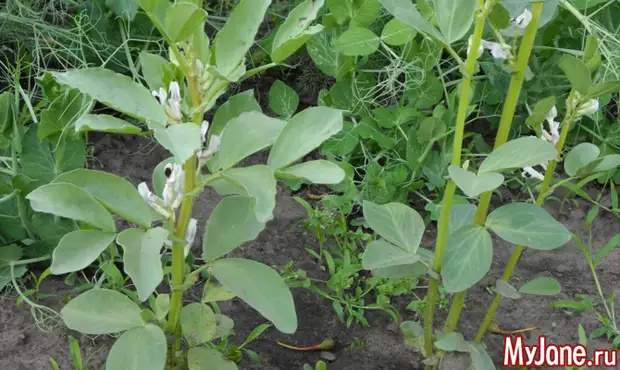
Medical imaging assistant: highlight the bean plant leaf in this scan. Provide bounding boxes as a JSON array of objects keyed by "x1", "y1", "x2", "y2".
[
  {"x1": 212, "y1": 258, "x2": 297, "y2": 334},
  {"x1": 106, "y1": 324, "x2": 166, "y2": 370},
  {"x1": 152, "y1": 122, "x2": 202, "y2": 164},
  {"x1": 488, "y1": 3, "x2": 511, "y2": 29},
  {"x1": 164, "y1": 3, "x2": 206, "y2": 43},
  {"x1": 564, "y1": 143, "x2": 600, "y2": 177},
  {"x1": 448, "y1": 204, "x2": 477, "y2": 234},
  {"x1": 381, "y1": 18, "x2": 417, "y2": 46},
  {"x1": 60, "y1": 289, "x2": 144, "y2": 334},
  {"x1": 558, "y1": 55, "x2": 592, "y2": 94},
  {"x1": 321, "y1": 121, "x2": 359, "y2": 156},
  {"x1": 351, "y1": 0, "x2": 381, "y2": 27},
  {"x1": 307, "y1": 31, "x2": 355, "y2": 78},
  {"x1": 188, "y1": 347, "x2": 238, "y2": 370},
  {"x1": 525, "y1": 96, "x2": 556, "y2": 134},
  {"x1": 328, "y1": 0, "x2": 354, "y2": 24},
  {"x1": 278, "y1": 160, "x2": 345, "y2": 184},
  {"x1": 203, "y1": 196, "x2": 266, "y2": 261},
  {"x1": 269, "y1": 80, "x2": 299, "y2": 118},
  {"x1": 106, "y1": 0, "x2": 139, "y2": 21},
  {"x1": 362, "y1": 240, "x2": 420, "y2": 270},
  {"x1": 50, "y1": 68, "x2": 166, "y2": 123},
  {"x1": 433, "y1": 0, "x2": 475, "y2": 43},
  {"x1": 379, "y1": 0, "x2": 445, "y2": 42},
  {"x1": 448, "y1": 165, "x2": 504, "y2": 198},
  {"x1": 51, "y1": 231, "x2": 117, "y2": 275},
  {"x1": 271, "y1": 0, "x2": 325, "y2": 63},
  {"x1": 139, "y1": 52, "x2": 169, "y2": 92},
  {"x1": 486, "y1": 203, "x2": 571, "y2": 250},
  {"x1": 214, "y1": 111, "x2": 286, "y2": 170},
  {"x1": 117, "y1": 228, "x2": 169, "y2": 302},
  {"x1": 442, "y1": 224, "x2": 493, "y2": 293},
  {"x1": 495, "y1": 280, "x2": 522, "y2": 299},
  {"x1": 38, "y1": 88, "x2": 91, "y2": 141},
  {"x1": 209, "y1": 165, "x2": 277, "y2": 223},
  {"x1": 53, "y1": 169, "x2": 152, "y2": 228},
  {"x1": 332, "y1": 27, "x2": 380, "y2": 56},
  {"x1": 268, "y1": 107, "x2": 343, "y2": 169},
  {"x1": 210, "y1": 90, "x2": 261, "y2": 136},
  {"x1": 478, "y1": 137, "x2": 558, "y2": 174},
  {"x1": 584, "y1": 154, "x2": 620, "y2": 175},
  {"x1": 434, "y1": 332, "x2": 470, "y2": 352},
  {"x1": 26, "y1": 183, "x2": 116, "y2": 232},
  {"x1": 519, "y1": 277, "x2": 561, "y2": 296},
  {"x1": 213, "y1": 0, "x2": 271, "y2": 79},
  {"x1": 588, "y1": 80, "x2": 620, "y2": 99},
  {"x1": 362, "y1": 201, "x2": 425, "y2": 252},
  {"x1": 75, "y1": 114, "x2": 141, "y2": 134},
  {"x1": 180, "y1": 303, "x2": 217, "y2": 345},
  {"x1": 468, "y1": 342, "x2": 496, "y2": 370}
]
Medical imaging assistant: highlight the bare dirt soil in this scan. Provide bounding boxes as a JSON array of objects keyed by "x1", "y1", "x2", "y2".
[{"x1": 2, "y1": 113, "x2": 620, "y2": 370}]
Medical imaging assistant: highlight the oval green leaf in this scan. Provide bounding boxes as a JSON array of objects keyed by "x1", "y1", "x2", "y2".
[
  {"x1": 271, "y1": 0, "x2": 325, "y2": 63},
  {"x1": 269, "y1": 80, "x2": 299, "y2": 118},
  {"x1": 117, "y1": 228, "x2": 169, "y2": 302},
  {"x1": 519, "y1": 277, "x2": 561, "y2": 296},
  {"x1": 106, "y1": 324, "x2": 166, "y2": 370},
  {"x1": 559, "y1": 55, "x2": 592, "y2": 94},
  {"x1": 60, "y1": 289, "x2": 144, "y2": 334},
  {"x1": 379, "y1": 0, "x2": 445, "y2": 41},
  {"x1": 478, "y1": 136, "x2": 558, "y2": 174},
  {"x1": 75, "y1": 114, "x2": 141, "y2": 134},
  {"x1": 434, "y1": 0, "x2": 476, "y2": 43},
  {"x1": 442, "y1": 224, "x2": 493, "y2": 293},
  {"x1": 278, "y1": 160, "x2": 345, "y2": 184},
  {"x1": 209, "y1": 165, "x2": 277, "y2": 223},
  {"x1": 26, "y1": 183, "x2": 116, "y2": 232},
  {"x1": 268, "y1": 107, "x2": 343, "y2": 169},
  {"x1": 50, "y1": 68, "x2": 165, "y2": 123},
  {"x1": 164, "y1": 3, "x2": 207, "y2": 43},
  {"x1": 486, "y1": 203, "x2": 571, "y2": 250},
  {"x1": 448, "y1": 165, "x2": 504, "y2": 198},
  {"x1": 210, "y1": 90, "x2": 261, "y2": 136},
  {"x1": 203, "y1": 196, "x2": 266, "y2": 261},
  {"x1": 153, "y1": 122, "x2": 203, "y2": 165},
  {"x1": 332, "y1": 27, "x2": 380, "y2": 56},
  {"x1": 51, "y1": 230, "x2": 117, "y2": 275},
  {"x1": 213, "y1": 0, "x2": 271, "y2": 78},
  {"x1": 212, "y1": 258, "x2": 297, "y2": 334},
  {"x1": 214, "y1": 111, "x2": 286, "y2": 170},
  {"x1": 362, "y1": 240, "x2": 420, "y2": 270},
  {"x1": 180, "y1": 303, "x2": 217, "y2": 345},
  {"x1": 362, "y1": 201, "x2": 425, "y2": 252},
  {"x1": 564, "y1": 143, "x2": 600, "y2": 177},
  {"x1": 188, "y1": 347, "x2": 238, "y2": 370},
  {"x1": 53, "y1": 169, "x2": 151, "y2": 228},
  {"x1": 381, "y1": 18, "x2": 417, "y2": 46}
]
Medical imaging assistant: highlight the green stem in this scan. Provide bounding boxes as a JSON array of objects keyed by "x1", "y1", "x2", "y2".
[
  {"x1": 443, "y1": 2, "x2": 546, "y2": 333},
  {"x1": 474, "y1": 111, "x2": 575, "y2": 343},
  {"x1": 423, "y1": 1, "x2": 487, "y2": 365},
  {"x1": 166, "y1": 66, "x2": 203, "y2": 368}
]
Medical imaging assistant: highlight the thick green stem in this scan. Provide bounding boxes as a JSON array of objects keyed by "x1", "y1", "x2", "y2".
[
  {"x1": 474, "y1": 112, "x2": 574, "y2": 343},
  {"x1": 422, "y1": 1, "x2": 487, "y2": 365},
  {"x1": 443, "y1": 2, "x2": 546, "y2": 333}
]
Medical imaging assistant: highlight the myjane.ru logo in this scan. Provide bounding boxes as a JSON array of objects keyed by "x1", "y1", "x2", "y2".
[{"x1": 503, "y1": 336, "x2": 618, "y2": 367}]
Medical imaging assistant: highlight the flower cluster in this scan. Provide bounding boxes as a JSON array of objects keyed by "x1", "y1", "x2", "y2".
[
  {"x1": 153, "y1": 81, "x2": 182, "y2": 124},
  {"x1": 468, "y1": 9, "x2": 532, "y2": 61}
]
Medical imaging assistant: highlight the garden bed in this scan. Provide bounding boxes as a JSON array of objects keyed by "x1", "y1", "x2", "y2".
[{"x1": 1, "y1": 131, "x2": 618, "y2": 369}]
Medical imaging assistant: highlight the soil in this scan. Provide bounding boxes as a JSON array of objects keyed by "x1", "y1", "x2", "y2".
[{"x1": 2, "y1": 80, "x2": 620, "y2": 370}]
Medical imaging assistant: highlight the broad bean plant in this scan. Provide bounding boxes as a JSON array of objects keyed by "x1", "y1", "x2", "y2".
[
  {"x1": 21, "y1": 0, "x2": 346, "y2": 369},
  {"x1": 356, "y1": 0, "x2": 620, "y2": 369}
]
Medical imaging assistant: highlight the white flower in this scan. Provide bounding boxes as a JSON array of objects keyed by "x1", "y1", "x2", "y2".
[
  {"x1": 199, "y1": 134, "x2": 221, "y2": 161},
  {"x1": 162, "y1": 163, "x2": 185, "y2": 209},
  {"x1": 515, "y1": 9, "x2": 532, "y2": 29},
  {"x1": 481, "y1": 40, "x2": 512, "y2": 60},
  {"x1": 152, "y1": 82, "x2": 183, "y2": 123},
  {"x1": 184, "y1": 218, "x2": 197, "y2": 257},
  {"x1": 201, "y1": 121, "x2": 209, "y2": 144},
  {"x1": 137, "y1": 182, "x2": 170, "y2": 218},
  {"x1": 521, "y1": 166, "x2": 545, "y2": 181},
  {"x1": 576, "y1": 99, "x2": 599, "y2": 116},
  {"x1": 546, "y1": 106, "x2": 558, "y2": 123},
  {"x1": 468, "y1": 36, "x2": 483, "y2": 59}
]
